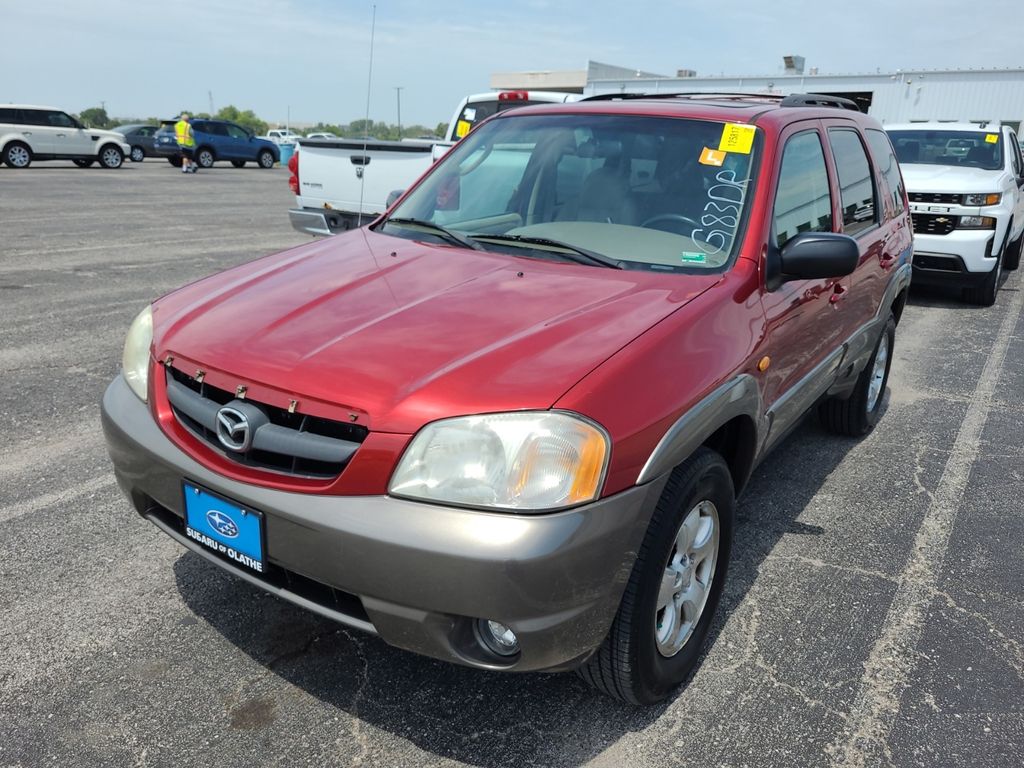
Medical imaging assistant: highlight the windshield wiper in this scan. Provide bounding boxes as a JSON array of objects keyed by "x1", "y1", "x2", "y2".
[
  {"x1": 383, "y1": 217, "x2": 485, "y2": 251},
  {"x1": 469, "y1": 234, "x2": 623, "y2": 269}
]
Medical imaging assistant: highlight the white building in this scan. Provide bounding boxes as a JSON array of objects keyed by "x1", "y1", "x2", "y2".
[{"x1": 492, "y1": 59, "x2": 1024, "y2": 131}]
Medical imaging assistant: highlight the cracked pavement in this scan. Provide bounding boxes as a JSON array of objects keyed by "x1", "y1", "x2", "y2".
[{"x1": 1, "y1": 161, "x2": 1022, "y2": 767}]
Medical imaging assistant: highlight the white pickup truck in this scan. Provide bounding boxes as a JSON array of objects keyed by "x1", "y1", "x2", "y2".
[
  {"x1": 287, "y1": 91, "x2": 579, "y2": 235},
  {"x1": 886, "y1": 122, "x2": 1024, "y2": 305}
]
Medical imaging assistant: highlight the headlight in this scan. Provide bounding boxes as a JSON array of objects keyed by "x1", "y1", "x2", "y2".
[
  {"x1": 122, "y1": 305, "x2": 153, "y2": 402},
  {"x1": 963, "y1": 193, "x2": 1001, "y2": 206},
  {"x1": 959, "y1": 215, "x2": 997, "y2": 229},
  {"x1": 389, "y1": 412, "x2": 609, "y2": 511}
]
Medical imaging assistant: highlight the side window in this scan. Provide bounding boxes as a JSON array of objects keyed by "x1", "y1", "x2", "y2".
[
  {"x1": 866, "y1": 129, "x2": 906, "y2": 216},
  {"x1": 1008, "y1": 130, "x2": 1022, "y2": 177},
  {"x1": 47, "y1": 111, "x2": 77, "y2": 128},
  {"x1": 0, "y1": 107, "x2": 19, "y2": 124},
  {"x1": 226, "y1": 124, "x2": 249, "y2": 140},
  {"x1": 827, "y1": 128, "x2": 877, "y2": 236},
  {"x1": 773, "y1": 131, "x2": 833, "y2": 248}
]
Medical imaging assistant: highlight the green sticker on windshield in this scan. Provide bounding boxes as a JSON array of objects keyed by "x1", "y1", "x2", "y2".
[{"x1": 681, "y1": 251, "x2": 707, "y2": 264}]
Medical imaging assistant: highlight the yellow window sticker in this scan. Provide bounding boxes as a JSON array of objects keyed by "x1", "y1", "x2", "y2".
[
  {"x1": 699, "y1": 147, "x2": 727, "y2": 166},
  {"x1": 455, "y1": 120, "x2": 471, "y2": 139},
  {"x1": 718, "y1": 123, "x2": 756, "y2": 154},
  {"x1": 985, "y1": 133, "x2": 998, "y2": 144}
]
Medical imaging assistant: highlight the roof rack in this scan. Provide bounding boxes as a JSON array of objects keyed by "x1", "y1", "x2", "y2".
[
  {"x1": 779, "y1": 93, "x2": 861, "y2": 112},
  {"x1": 580, "y1": 92, "x2": 784, "y2": 103}
]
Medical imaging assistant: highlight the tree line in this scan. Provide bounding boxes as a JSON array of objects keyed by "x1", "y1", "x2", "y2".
[{"x1": 76, "y1": 106, "x2": 444, "y2": 139}]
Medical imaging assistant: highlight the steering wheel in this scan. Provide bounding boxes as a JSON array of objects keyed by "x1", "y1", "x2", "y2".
[{"x1": 641, "y1": 214, "x2": 700, "y2": 235}]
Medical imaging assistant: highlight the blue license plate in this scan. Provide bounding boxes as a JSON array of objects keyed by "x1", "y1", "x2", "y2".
[{"x1": 183, "y1": 483, "x2": 265, "y2": 574}]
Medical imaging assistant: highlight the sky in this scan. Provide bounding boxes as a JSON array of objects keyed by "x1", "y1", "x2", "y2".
[{"x1": 2, "y1": 0, "x2": 1021, "y2": 129}]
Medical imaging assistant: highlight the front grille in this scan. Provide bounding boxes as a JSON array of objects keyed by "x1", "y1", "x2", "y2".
[
  {"x1": 147, "y1": 501, "x2": 372, "y2": 626},
  {"x1": 911, "y1": 213, "x2": 958, "y2": 236},
  {"x1": 909, "y1": 192, "x2": 961, "y2": 205},
  {"x1": 166, "y1": 366, "x2": 368, "y2": 479}
]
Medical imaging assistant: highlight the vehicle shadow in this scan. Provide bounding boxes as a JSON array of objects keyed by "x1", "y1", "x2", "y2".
[
  {"x1": 906, "y1": 270, "x2": 1015, "y2": 308},
  {"x1": 174, "y1": 409, "x2": 866, "y2": 766}
]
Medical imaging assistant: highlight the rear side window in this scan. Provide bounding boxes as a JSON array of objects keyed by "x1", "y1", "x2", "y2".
[
  {"x1": 0, "y1": 107, "x2": 21, "y2": 124},
  {"x1": 866, "y1": 129, "x2": 906, "y2": 216},
  {"x1": 20, "y1": 110, "x2": 50, "y2": 126},
  {"x1": 827, "y1": 129, "x2": 877, "y2": 236},
  {"x1": 774, "y1": 131, "x2": 833, "y2": 248}
]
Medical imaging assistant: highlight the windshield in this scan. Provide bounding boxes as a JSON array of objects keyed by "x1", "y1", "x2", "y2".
[
  {"x1": 383, "y1": 113, "x2": 760, "y2": 271},
  {"x1": 888, "y1": 129, "x2": 1003, "y2": 171}
]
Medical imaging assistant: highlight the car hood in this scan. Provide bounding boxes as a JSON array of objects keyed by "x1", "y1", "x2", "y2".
[
  {"x1": 900, "y1": 163, "x2": 1007, "y2": 194},
  {"x1": 153, "y1": 229, "x2": 719, "y2": 433}
]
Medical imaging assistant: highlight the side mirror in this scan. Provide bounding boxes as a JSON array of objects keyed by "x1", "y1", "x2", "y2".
[
  {"x1": 777, "y1": 232, "x2": 859, "y2": 283},
  {"x1": 386, "y1": 189, "x2": 405, "y2": 208}
]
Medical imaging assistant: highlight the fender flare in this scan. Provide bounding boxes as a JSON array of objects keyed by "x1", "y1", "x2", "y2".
[{"x1": 637, "y1": 374, "x2": 762, "y2": 486}]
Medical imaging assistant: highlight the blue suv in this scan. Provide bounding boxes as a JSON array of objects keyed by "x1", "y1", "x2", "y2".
[{"x1": 154, "y1": 119, "x2": 279, "y2": 168}]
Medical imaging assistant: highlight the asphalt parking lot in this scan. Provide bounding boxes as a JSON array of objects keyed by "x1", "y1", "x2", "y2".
[{"x1": 1, "y1": 159, "x2": 1022, "y2": 768}]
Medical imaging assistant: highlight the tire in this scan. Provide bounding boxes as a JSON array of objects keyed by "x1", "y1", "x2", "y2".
[
  {"x1": 130, "y1": 145, "x2": 145, "y2": 162},
  {"x1": 3, "y1": 142, "x2": 32, "y2": 168},
  {"x1": 168, "y1": 156, "x2": 183, "y2": 167},
  {"x1": 963, "y1": 253, "x2": 1001, "y2": 306},
  {"x1": 819, "y1": 314, "x2": 896, "y2": 436},
  {"x1": 257, "y1": 149, "x2": 275, "y2": 168},
  {"x1": 1003, "y1": 231, "x2": 1022, "y2": 271},
  {"x1": 231, "y1": 159, "x2": 246, "y2": 168},
  {"x1": 73, "y1": 159, "x2": 94, "y2": 168},
  {"x1": 99, "y1": 145, "x2": 124, "y2": 169},
  {"x1": 196, "y1": 148, "x2": 215, "y2": 168},
  {"x1": 578, "y1": 447, "x2": 735, "y2": 704}
]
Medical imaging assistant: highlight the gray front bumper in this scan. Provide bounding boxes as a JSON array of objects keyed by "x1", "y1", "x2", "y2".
[{"x1": 100, "y1": 375, "x2": 666, "y2": 672}]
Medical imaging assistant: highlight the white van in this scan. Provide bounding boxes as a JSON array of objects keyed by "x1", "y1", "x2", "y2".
[{"x1": 0, "y1": 105, "x2": 132, "y2": 169}]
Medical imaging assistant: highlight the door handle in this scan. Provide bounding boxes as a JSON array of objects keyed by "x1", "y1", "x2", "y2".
[
  {"x1": 829, "y1": 284, "x2": 848, "y2": 304},
  {"x1": 880, "y1": 254, "x2": 898, "y2": 270},
  {"x1": 21, "y1": 131, "x2": 32, "y2": 136},
  {"x1": 56, "y1": 133, "x2": 66, "y2": 138}
]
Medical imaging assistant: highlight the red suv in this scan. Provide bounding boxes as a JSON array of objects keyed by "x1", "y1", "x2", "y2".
[{"x1": 102, "y1": 93, "x2": 912, "y2": 704}]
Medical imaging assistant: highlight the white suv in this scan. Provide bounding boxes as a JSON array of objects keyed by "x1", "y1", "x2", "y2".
[
  {"x1": 887, "y1": 122, "x2": 1024, "y2": 305},
  {"x1": 0, "y1": 105, "x2": 132, "y2": 169}
]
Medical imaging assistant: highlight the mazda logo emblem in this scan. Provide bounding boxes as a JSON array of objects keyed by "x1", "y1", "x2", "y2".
[{"x1": 216, "y1": 406, "x2": 251, "y2": 452}]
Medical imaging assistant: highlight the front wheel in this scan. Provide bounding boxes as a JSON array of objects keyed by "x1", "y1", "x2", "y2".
[
  {"x1": 3, "y1": 142, "x2": 32, "y2": 168},
  {"x1": 819, "y1": 314, "x2": 895, "y2": 436},
  {"x1": 257, "y1": 149, "x2": 275, "y2": 168},
  {"x1": 130, "y1": 146, "x2": 145, "y2": 162},
  {"x1": 578, "y1": 447, "x2": 734, "y2": 704},
  {"x1": 99, "y1": 145, "x2": 124, "y2": 169},
  {"x1": 963, "y1": 254, "x2": 1001, "y2": 306},
  {"x1": 196, "y1": 148, "x2": 215, "y2": 168},
  {"x1": 1003, "y1": 232, "x2": 1022, "y2": 271}
]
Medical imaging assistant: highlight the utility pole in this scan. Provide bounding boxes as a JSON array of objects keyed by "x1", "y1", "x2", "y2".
[
  {"x1": 208, "y1": 90, "x2": 214, "y2": 115},
  {"x1": 394, "y1": 86, "x2": 403, "y2": 139}
]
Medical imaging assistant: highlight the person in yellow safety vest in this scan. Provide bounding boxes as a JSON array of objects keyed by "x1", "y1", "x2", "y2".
[{"x1": 175, "y1": 112, "x2": 197, "y2": 174}]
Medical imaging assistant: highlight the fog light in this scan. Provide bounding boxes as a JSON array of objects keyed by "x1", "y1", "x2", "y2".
[{"x1": 476, "y1": 619, "x2": 519, "y2": 657}]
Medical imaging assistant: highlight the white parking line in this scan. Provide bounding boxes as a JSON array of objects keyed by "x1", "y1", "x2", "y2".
[
  {"x1": 829, "y1": 283, "x2": 1024, "y2": 766},
  {"x1": 0, "y1": 476, "x2": 116, "y2": 524}
]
